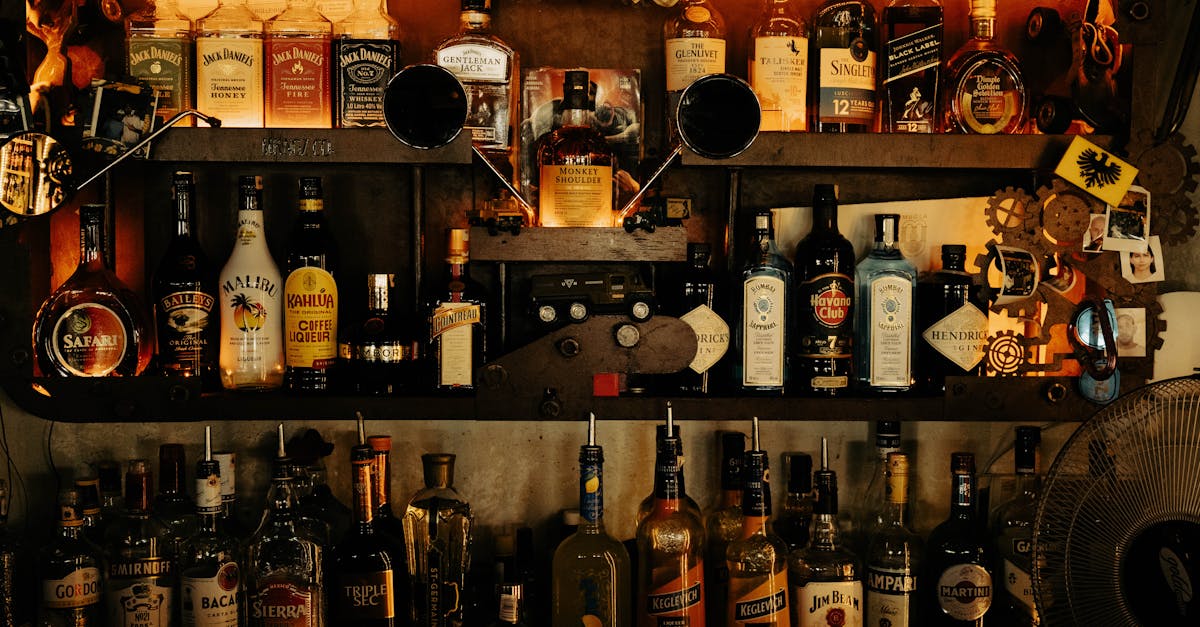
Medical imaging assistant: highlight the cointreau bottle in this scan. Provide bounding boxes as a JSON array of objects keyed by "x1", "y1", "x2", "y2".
[
  {"x1": 535, "y1": 70, "x2": 617, "y2": 227},
  {"x1": 428, "y1": 228, "x2": 486, "y2": 392}
]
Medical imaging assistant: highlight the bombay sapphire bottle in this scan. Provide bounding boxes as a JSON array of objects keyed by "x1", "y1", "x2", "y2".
[{"x1": 854, "y1": 214, "x2": 917, "y2": 393}]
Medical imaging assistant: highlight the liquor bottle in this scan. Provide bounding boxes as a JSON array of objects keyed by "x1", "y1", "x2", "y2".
[
  {"x1": 0, "y1": 479, "x2": 32, "y2": 626},
  {"x1": 792, "y1": 184, "x2": 854, "y2": 396},
  {"x1": 749, "y1": 0, "x2": 809, "y2": 132},
  {"x1": 299, "y1": 463, "x2": 352, "y2": 546},
  {"x1": 636, "y1": 407, "x2": 706, "y2": 626},
  {"x1": 38, "y1": 489, "x2": 103, "y2": 625},
  {"x1": 922, "y1": 453, "x2": 994, "y2": 626},
  {"x1": 402, "y1": 453, "x2": 474, "y2": 627},
  {"x1": 942, "y1": 0, "x2": 1026, "y2": 134},
  {"x1": 340, "y1": 274, "x2": 418, "y2": 395},
  {"x1": 126, "y1": 0, "x2": 194, "y2": 124},
  {"x1": 811, "y1": 0, "x2": 879, "y2": 132},
  {"x1": 917, "y1": 244, "x2": 988, "y2": 392},
  {"x1": 704, "y1": 431, "x2": 746, "y2": 626},
  {"x1": 333, "y1": 0, "x2": 400, "y2": 128},
  {"x1": 248, "y1": 0, "x2": 287, "y2": 19},
  {"x1": 635, "y1": 423, "x2": 702, "y2": 525},
  {"x1": 854, "y1": 214, "x2": 917, "y2": 392},
  {"x1": 865, "y1": 453, "x2": 922, "y2": 627},
  {"x1": 882, "y1": 0, "x2": 942, "y2": 132},
  {"x1": 671, "y1": 243, "x2": 730, "y2": 395},
  {"x1": 365, "y1": 435, "x2": 409, "y2": 617},
  {"x1": 156, "y1": 443, "x2": 198, "y2": 560},
  {"x1": 213, "y1": 452, "x2": 254, "y2": 540},
  {"x1": 195, "y1": 0, "x2": 265, "y2": 128},
  {"x1": 737, "y1": 210, "x2": 792, "y2": 394},
  {"x1": 726, "y1": 418, "x2": 791, "y2": 626},
  {"x1": 664, "y1": 0, "x2": 726, "y2": 136},
  {"x1": 94, "y1": 461, "x2": 123, "y2": 545},
  {"x1": 283, "y1": 176, "x2": 339, "y2": 394},
  {"x1": 103, "y1": 460, "x2": 176, "y2": 627},
  {"x1": 178, "y1": 428, "x2": 243, "y2": 627},
  {"x1": 773, "y1": 453, "x2": 813, "y2": 552},
  {"x1": 246, "y1": 425, "x2": 325, "y2": 627},
  {"x1": 856, "y1": 420, "x2": 902, "y2": 552},
  {"x1": 551, "y1": 414, "x2": 631, "y2": 627},
  {"x1": 33, "y1": 204, "x2": 153, "y2": 377},
  {"x1": 153, "y1": 172, "x2": 218, "y2": 382},
  {"x1": 331, "y1": 444, "x2": 396, "y2": 625},
  {"x1": 491, "y1": 584, "x2": 529, "y2": 627},
  {"x1": 433, "y1": 0, "x2": 520, "y2": 182},
  {"x1": 788, "y1": 438, "x2": 862, "y2": 627},
  {"x1": 535, "y1": 70, "x2": 617, "y2": 228},
  {"x1": 76, "y1": 476, "x2": 105, "y2": 538},
  {"x1": 427, "y1": 229, "x2": 487, "y2": 392},
  {"x1": 990, "y1": 426, "x2": 1041, "y2": 626},
  {"x1": 264, "y1": 0, "x2": 333, "y2": 127},
  {"x1": 218, "y1": 175, "x2": 284, "y2": 391}
]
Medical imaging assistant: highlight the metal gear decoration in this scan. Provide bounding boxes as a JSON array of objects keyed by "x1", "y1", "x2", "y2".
[
  {"x1": 985, "y1": 186, "x2": 1038, "y2": 235},
  {"x1": 1151, "y1": 193, "x2": 1200, "y2": 245},
  {"x1": 985, "y1": 330, "x2": 1034, "y2": 376},
  {"x1": 1034, "y1": 179, "x2": 1106, "y2": 251},
  {"x1": 1125, "y1": 130, "x2": 1200, "y2": 197}
]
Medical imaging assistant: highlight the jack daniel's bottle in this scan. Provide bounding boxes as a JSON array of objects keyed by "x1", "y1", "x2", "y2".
[{"x1": 428, "y1": 229, "x2": 486, "y2": 392}]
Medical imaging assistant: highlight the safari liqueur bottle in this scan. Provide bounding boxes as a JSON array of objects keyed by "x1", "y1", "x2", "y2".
[
  {"x1": 104, "y1": 460, "x2": 176, "y2": 627},
  {"x1": 264, "y1": 0, "x2": 333, "y2": 127},
  {"x1": 738, "y1": 211, "x2": 792, "y2": 394},
  {"x1": 195, "y1": 0, "x2": 264, "y2": 127},
  {"x1": 923, "y1": 453, "x2": 993, "y2": 626},
  {"x1": 726, "y1": 419, "x2": 790, "y2": 626},
  {"x1": 402, "y1": 454, "x2": 473, "y2": 627},
  {"x1": 812, "y1": 0, "x2": 878, "y2": 132},
  {"x1": 34, "y1": 204, "x2": 152, "y2": 377},
  {"x1": 942, "y1": 0, "x2": 1026, "y2": 134},
  {"x1": 792, "y1": 184, "x2": 854, "y2": 395},
  {"x1": 179, "y1": 429, "x2": 243, "y2": 627},
  {"x1": 126, "y1": 0, "x2": 194, "y2": 123},
  {"x1": 882, "y1": 0, "x2": 942, "y2": 132},
  {"x1": 330, "y1": 445, "x2": 396, "y2": 626},
  {"x1": 38, "y1": 489, "x2": 103, "y2": 625},
  {"x1": 749, "y1": 0, "x2": 809, "y2": 132},
  {"x1": 917, "y1": 244, "x2": 987, "y2": 391},
  {"x1": 283, "y1": 177, "x2": 339, "y2": 394},
  {"x1": 535, "y1": 70, "x2": 617, "y2": 227},
  {"x1": 332, "y1": 0, "x2": 400, "y2": 128},
  {"x1": 428, "y1": 229, "x2": 486, "y2": 392},
  {"x1": 664, "y1": 0, "x2": 726, "y2": 134},
  {"x1": 854, "y1": 214, "x2": 917, "y2": 393}
]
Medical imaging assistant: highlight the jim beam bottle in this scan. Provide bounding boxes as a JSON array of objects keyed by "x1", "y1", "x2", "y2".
[
  {"x1": 792, "y1": 184, "x2": 854, "y2": 396},
  {"x1": 283, "y1": 176, "x2": 339, "y2": 394},
  {"x1": 103, "y1": 460, "x2": 177, "y2": 627},
  {"x1": 922, "y1": 453, "x2": 993, "y2": 626},
  {"x1": 428, "y1": 229, "x2": 486, "y2": 392}
]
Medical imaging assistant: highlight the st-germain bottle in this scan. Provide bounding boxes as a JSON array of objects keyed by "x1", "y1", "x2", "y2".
[
  {"x1": 942, "y1": 0, "x2": 1026, "y2": 134},
  {"x1": 104, "y1": 460, "x2": 176, "y2": 627},
  {"x1": 922, "y1": 453, "x2": 994, "y2": 626},
  {"x1": 737, "y1": 210, "x2": 791, "y2": 394},
  {"x1": 990, "y1": 426, "x2": 1041, "y2": 626},
  {"x1": 535, "y1": 70, "x2": 617, "y2": 227},
  {"x1": 792, "y1": 184, "x2": 854, "y2": 396},
  {"x1": 749, "y1": 0, "x2": 809, "y2": 132},
  {"x1": 178, "y1": 429, "x2": 243, "y2": 627},
  {"x1": 552, "y1": 414, "x2": 631, "y2": 627},
  {"x1": 773, "y1": 453, "x2": 813, "y2": 552},
  {"x1": 402, "y1": 453, "x2": 473, "y2": 627},
  {"x1": 38, "y1": 489, "x2": 103, "y2": 625},
  {"x1": 195, "y1": 0, "x2": 265, "y2": 127},
  {"x1": 126, "y1": 0, "x2": 194, "y2": 124},
  {"x1": 917, "y1": 244, "x2": 988, "y2": 391},
  {"x1": 704, "y1": 431, "x2": 745, "y2": 626},
  {"x1": 811, "y1": 0, "x2": 878, "y2": 132},
  {"x1": 330, "y1": 444, "x2": 396, "y2": 626},
  {"x1": 284, "y1": 176, "x2": 339, "y2": 394},
  {"x1": 664, "y1": 0, "x2": 725, "y2": 136},
  {"x1": 671, "y1": 243, "x2": 730, "y2": 395},
  {"x1": 882, "y1": 0, "x2": 942, "y2": 132},
  {"x1": 218, "y1": 175, "x2": 284, "y2": 391},
  {"x1": 428, "y1": 229, "x2": 486, "y2": 392},
  {"x1": 332, "y1": 0, "x2": 400, "y2": 128},
  {"x1": 865, "y1": 453, "x2": 922, "y2": 627},
  {"x1": 153, "y1": 171, "x2": 218, "y2": 382},
  {"x1": 264, "y1": 0, "x2": 333, "y2": 127},
  {"x1": 34, "y1": 204, "x2": 153, "y2": 377},
  {"x1": 854, "y1": 214, "x2": 917, "y2": 392}
]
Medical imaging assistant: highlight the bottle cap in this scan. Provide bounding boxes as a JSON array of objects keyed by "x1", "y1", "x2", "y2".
[
  {"x1": 74, "y1": 477, "x2": 101, "y2": 514},
  {"x1": 562, "y1": 70, "x2": 591, "y2": 111},
  {"x1": 876, "y1": 420, "x2": 901, "y2": 448},
  {"x1": 874, "y1": 213, "x2": 901, "y2": 246},
  {"x1": 970, "y1": 0, "x2": 997, "y2": 19},
  {"x1": 172, "y1": 172, "x2": 194, "y2": 198},
  {"x1": 58, "y1": 489, "x2": 84, "y2": 526},
  {"x1": 786, "y1": 452, "x2": 813, "y2": 493},
  {"x1": 79, "y1": 204, "x2": 105, "y2": 225},
  {"x1": 368, "y1": 435, "x2": 392, "y2": 452},
  {"x1": 446, "y1": 228, "x2": 470, "y2": 263},
  {"x1": 951, "y1": 451, "x2": 976, "y2": 474},
  {"x1": 1014, "y1": 426, "x2": 1041, "y2": 474},
  {"x1": 886, "y1": 452, "x2": 909, "y2": 475},
  {"x1": 720, "y1": 431, "x2": 746, "y2": 490},
  {"x1": 422, "y1": 453, "x2": 456, "y2": 488}
]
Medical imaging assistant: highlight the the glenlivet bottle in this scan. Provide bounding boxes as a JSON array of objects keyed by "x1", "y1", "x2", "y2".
[
  {"x1": 923, "y1": 453, "x2": 994, "y2": 626},
  {"x1": 792, "y1": 184, "x2": 854, "y2": 395},
  {"x1": 664, "y1": 0, "x2": 726, "y2": 137},
  {"x1": 284, "y1": 176, "x2": 339, "y2": 393},
  {"x1": 737, "y1": 210, "x2": 791, "y2": 394}
]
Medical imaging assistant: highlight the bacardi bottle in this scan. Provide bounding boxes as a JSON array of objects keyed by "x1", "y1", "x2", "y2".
[{"x1": 178, "y1": 428, "x2": 244, "y2": 627}]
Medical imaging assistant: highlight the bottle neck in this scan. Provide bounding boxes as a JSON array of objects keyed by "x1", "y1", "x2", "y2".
[
  {"x1": 949, "y1": 472, "x2": 977, "y2": 521},
  {"x1": 59, "y1": 522, "x2": 84, "y2": 539},
  {"x1": 813, "y1": 204, "x2": 838, "y2": 232},
  {"x1": 810, "y1": 513, "x2": 841, "y2": 550},
  {"x1": 653, "y1": 441, "x2": 684, "y2": 505},
  {"x1": 561, "y1": 106, "x2": 591, "y2": 128},
  {"x1": 370, "y1": 450, "x2": 392, "y2": 513},
  {"x1": 578, "y1": 454, "x2": 606, "y2": 531},
  {"x1": 125, "y1": 473, "x2": 153, "y2": 514},
  {"x1": 79, "y1": 218, "x2": 104, "y2": 269},
  {"x1": 175, "y1": 196, "x2": 194, "y2": 239},
  {"x1": 1013, "y1": 471, "x2": 1040, "y2": 497},
  {"x1": 352, "y1": 459, "x2": 375, "y2": 529},
  {"x1": 970, "y1": 14, "x2": 996, "y2": 41},
  {"x1": 460, "y1": 9, "x2": 491, "y2": 32}
]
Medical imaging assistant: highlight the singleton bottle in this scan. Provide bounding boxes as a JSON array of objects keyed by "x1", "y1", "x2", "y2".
[
  {"x1": 865, "y1": 453, "x2": 922, "y2": 627},
  {"x1": 551, "y1": 414, "x2": 631, "y2": 627},
  {"x1": 704, "y1": 431, "x2": 746, "y2": 626},
  {"x1": 218, "y1": 175, "x2": 284, "y2": 391},
  {"x1": 33, "y1": 204, "x2": 153, "y2": 377},
  {"x1": 671, "y1": 242, "x2": 730, "y2": 395},
  {"x1": 917, "y1": 244, "x2": 988, "y2": 392},
  {"x1": 402, "y1": 453, "x2": 473, "y2": 627},
  {"x1": 104, "y1": 460, "x2": 176, "y2": 627},
  {"x1": 922, "y1": 453, "x2": 994, "y2": 627},
  {"x1": 38, "y1": 489, "x2": 104, "y2": 626},
  {"x1": 811, "y1": 0, "x2": 878, "y2": 132},
  {"x1": 264, "y1": 0, "x2": 333, "y2": 127},
  {"x1": 882, "y1": 0, "x2": 942, "y2": 132},
  {"x1": 990, "y1": 426, "x2": 1041, "y2": 626},
  {"x1": 854, "y1": 214, "x2": 917, "y2": 393},
  {"x1": 179, "y1": 428, "x2": 243, "y2": 627},
  {"x1": 792, "y1": 184, "x2": 854, "y2": 396},
  {"x1": 434, "y1": 0, "x2": 520, "y2": 182},
  {"x1": 340, "y1": 274, "x2": 418, "y2": 395},
  {"x1": 333, "y1": 0, "x2": 400, "y2": 128},
  {"x1": 749, "y1": 0, "x2": 809, "y2": 132},
  {"x1": 535, "y1": 69, "x2": 617, "y2": 227},
  {"x1": 773, "y1": 453, "x2": 813, "y2": 552},
  {"x1": 737, "y1": 210, "x2": 792, "y2": 394},
  {"x1": 195, "y1": 0, "x2": 265, "y2": 127},
  {"x1": 856, "y1": 420, "x2": 902, "y2": 552},
  {"x1": 428, "y1": 229, "x2": 486, "y2": 392},
  {"x1": 787, "y1": 438, "x2": 862, "y2": 627},
  {"x1": 664, "y1": 0, "x2": 726, "y2": 136},
  {"x1": 636, "y1": 407, "x2": 706, "y2": 626},
  {"x1": 283, "y1": 176, "x2": 339, "y2": 394},
  {"x1": 153, "y1": 171, "x2": 218, "y2": 382},
  {"x1": 330, "y1": 444, "x2": 396, "y2": 626},
  {"x1": 635, "y1": 423, "x2": 702, "y2": 526},
  {"x1": 126, "y1": 0, "x2": 194, "y2": 124},
  {"x1": 942, "y1": 0, "x2": 1026, "y2": 134}
]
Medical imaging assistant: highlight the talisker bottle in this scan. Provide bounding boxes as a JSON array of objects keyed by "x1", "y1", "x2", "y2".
[
  {"x1": 922, "y1": 453, "x2": 994, "y2": 626},
  {"x1": 792, "y1": 184, "x2": 854, "y2": 395},
  {"x1": 284, "y1": 176, "x2": 339, "y2": 394}
]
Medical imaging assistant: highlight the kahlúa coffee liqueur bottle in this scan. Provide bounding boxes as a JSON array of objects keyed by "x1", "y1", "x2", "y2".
[
  {"x1": 125, "y1": 0, "x2": 194, "y2": 124},
  {"x1": 264, "y1": 0, "x2": 333, "y2": 128},
  {"x1": 332, "y1": 0, "x2": 400, "y2": 128},
  {"x1": 284, "y1": 176, "x2": 339, "y2": 394},
  {"x1": 749, "y1": 0, "x2": 809, "y2": 132},
  {"x1": 428, "y1": 228, "x2": 486, "y2": 391},
  {"x1": 664, "y1": 0, "x2": 726, "y2": 136},
  {"x1": 535, "y1": 70, "x2": 617, "y2": 227},
  {"x1": 195, "y1": 0, "x2": 264, "y2": 127},
  {"x1": 34, "y1": 204, "x2": 152, "y2": 377},
  {"x1": 942, "y1": 0, "x2": 1026, "y2": 134}
]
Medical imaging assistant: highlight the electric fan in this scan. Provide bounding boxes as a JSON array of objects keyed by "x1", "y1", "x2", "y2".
[{"x1": 1033, "y1": 375, "x2": 1200, "y2": 625}]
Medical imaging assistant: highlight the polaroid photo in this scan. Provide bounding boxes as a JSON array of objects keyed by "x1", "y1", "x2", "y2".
[
  {"x1": 81, "y1": 80, "x2": 158, "y2": 159},
  {"x1": 1102, "y1": 185, "x2": 1151, "y2": 253},
  {"x1": 1082, "y1": 213, "x2": 1106, "y2": 253},
  {"x1": 991, "y1": 245, "x2": 1040, "y2": 304},
  {"x1": 1114, "y1": 307, "x2": 1147, "y2": 357},
  {"x1": 1120, "y1": 235, "x2": 1165, "y2": 284}
]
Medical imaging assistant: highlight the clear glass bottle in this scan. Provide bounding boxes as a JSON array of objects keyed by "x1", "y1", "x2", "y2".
[
  {"x1": 856, "y1": 420, "x2": 902, "y2": 552},
  {"x1": 283, "y1": 176, "x2": 339, "y2": 394},
  {"x1": 635, "y1": 423, "x2": 702, "y2": 526},
  {"x1": 737, "y1": 210, "x2": 792, "y2": 394},
  {"x1": 0, "y1": 479, "x2": 32, "y2": 626},
  {"x1": 990, "y1": 426, "x2": 1041, "y2": 626},
  {"x1": 490, "y1": 584, "x2": 529, "y2": 627},
  {"x1": 402, "y1": 453, "x2": 473, "y2": 627},
  {"x1": 330, "y1": 444, "x2": 396, "y2": 626},
  {"x1": 917, "y1": 244, "x2": 988, "y2": 391},
  {"x1": 427, "y1": 229, "x2": 487, "y2": 392},
  {"x1": 942, "y1": 0, "x2": 1026, "y2": 134},
  {"x1": 33, "y1": 204, "x2": 153, "y2": 377},
  {"x1": 38, "y1": 489, "x2": 104, "y2": 626},
  {"x1": 94, "y1": 461, "x2": 123, "y2": 545},
  {"x1": 749, "y1": 0, "x2": 809, "y2": 132},
  {"x1": 195, "y1": 0, "x2": 265, "y2": 127},
  {"x1": 218, "y1": 175, "x2": 284, "y2": 391},
  {"x1": 126, "y1": 0, "x2": 195, "y2": 124},
  {"x1": 705, "y1": 431, "x2": 746, "y2": 626},
  {"x1": 922, "y1": 453, "x2": 994, "y2": 627},
  {"x1": 340, "y1": 274, "x2": 418, "y2": 395},
  {"x1": 773, "y1": 453, "x2": 813, "y2": 552},
  {"x1": 535, "y1": 70, "x2": 617, "y2": 228},
  {"x1": 664, "y1": 0, "x2": 726, "y2": 136},
  {"x1": 333, "y1": 0, "x2": 400, "y2": 128},
  {"x1": 179, "y1": 429, "x2": 244, "y2": 627},
  {"x1": 264, "y1": 0, "x2": 333, "y2": 127},
  {"x1": 155, "y1": 443, "x2": 198, "y2": 560},
  {"x1": 552, "y1": 415, "x2": 631, "y2": 627},
  {"x1": 103, "y1": 460, "x2": 177, "y2": 627},
  {"x1": 792, "y1": 184, "x2": 854, "y2": 396},
  {"x1": 670, "y1": 243, "x2": 730, "y2": 395},
  {"x1": 865, "y1": 453, "x2": 922, "y2": 627},
  {"x1": 811, "y1": 0, "x2": 878, "y2": 132},
  {"x1": 882, "y1": 0, "x2": 942, "y2": 132},
  {"x1": 854, "y1": 214, "x2": 917, "y2": 393},
  {"x1": 213, "y1": 451, "x2": 255, "y2": 541},
  {"x1": 299, "y1": 464, "x2": 352, "y2": 547}
]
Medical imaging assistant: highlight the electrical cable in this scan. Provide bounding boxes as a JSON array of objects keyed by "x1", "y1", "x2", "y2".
[{"x1": 0, "y1": 401, "x2": 28, "y2": 532}]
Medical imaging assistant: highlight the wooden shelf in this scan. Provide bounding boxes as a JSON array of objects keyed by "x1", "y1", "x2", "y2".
[
  {"x1": 148, "y1": 127, "x2": 473, "y2": 165},
  {"x1": 470, "y1": 226, "x2": 688, "y2": 262}
]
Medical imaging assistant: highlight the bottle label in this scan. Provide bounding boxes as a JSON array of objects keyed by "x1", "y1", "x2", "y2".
[
  {"x1": 867, "y1": 274, "x2": 913, "y2": 387},
  {"x1": 922, "y1": 303, "x2": 988, "y2": 372},
  {"x1": 220, "y1": 272, "x2": 282, "y2": 378},
  {"x1": 644, "y1": 564, "x2": 704, "y2": 622},
  {"x1": 936, "y1": 564, "x2": 992, "y2": 621},
  {"x1": 798, "y1": 273, "x2": 852, "y2": 357},
  {"x1": 751, "y1": 35, "x2": 809, "y2": 132},
  {"x1": 952, "y1": 57, "x2": 1023, "y2": 134},
  {"x1": 577, "y1": 575, "x2": 616, "y2": 625},
  {"x1": 865, "y1": 567, "x2": 914, "y2": 627},
  {"x1": 128, "y1": 37, "x2": 192, "y2": 118},
  {"x1": 818, "y1": 47, "x2": 877, "y2": 125},
  {"x1": 431, "y1": 302, "x2": 481, "y2": 387},
  {"x1": 580, "y1": 463, "x2": 603, "y2": 523},
  {"x1": 196, "y1": 37, "x2": 264, "y2": 128},
  {"x1": 437, "y1": 43, "x2": 509, "y2": 81},
  {"x1": 665, "y1": 37, "x2": 726, "y2": 92},
  {"x1": 158, "y1": 290, "x2": 216, "y2": 366},
  {"x1": 334, "y1": 39, "x2": 399, "y2": 128},
  {"x1": 1002, "y1": 558, "x2": 1038, "y2": 619},
  {"x1": 249, "y1": 581, "x2": 317, "y2": 626},
  {"x1": 284, "y1": 267, "x2": 338, "y2": 369},
  {"x1": 742, "y1": 274, "x2": 786, "y2": 388},
  {"x1": 248, "y1": 0, "x2": 287, "y2": 19},
  {"x1": 107, "y1": 559, "x2": 175, "y2": 627},
  {"x1": 51, "y1": 303, "x2": 128, "y2": 376},
  {"x1": 794, "y1": 580, "x2": 863, "y2": 627},
  {"x1": 315, "y1": 0, "x2": 352, "y2": 22},
  {"x1": 538, "y1": 164, "x2": 614, "y2": 227},
  {"x1": 195, "y1": 473, "x2": 223, "y2": 514},
  {"x1": 265, "y1": 38, "x2": 332, "y2": 127},
  {"x1": 181, "y1": 562, "x2": 241, "y2": 627},
  {"x1": 334, "y1": 570, "x2": 395, "y2": 619},
  {"x1": 730, "y1": 579, "x2": 788, "y2": 625},
  {"x1": 883, "y1": 23, "x2": 940, "y2": 133},
  {"x1": 42, "y1": 566, "x2": 102, "y2": 609},
  {"x1": 680, "y1": 304, "x2": 730, "y2": 374},
  {"x1": 885, "y1": 24, "x2": 941, "y2": 85},
  {"x1": 436, "y1": 43, "x2": 511, "y2": 148}
]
